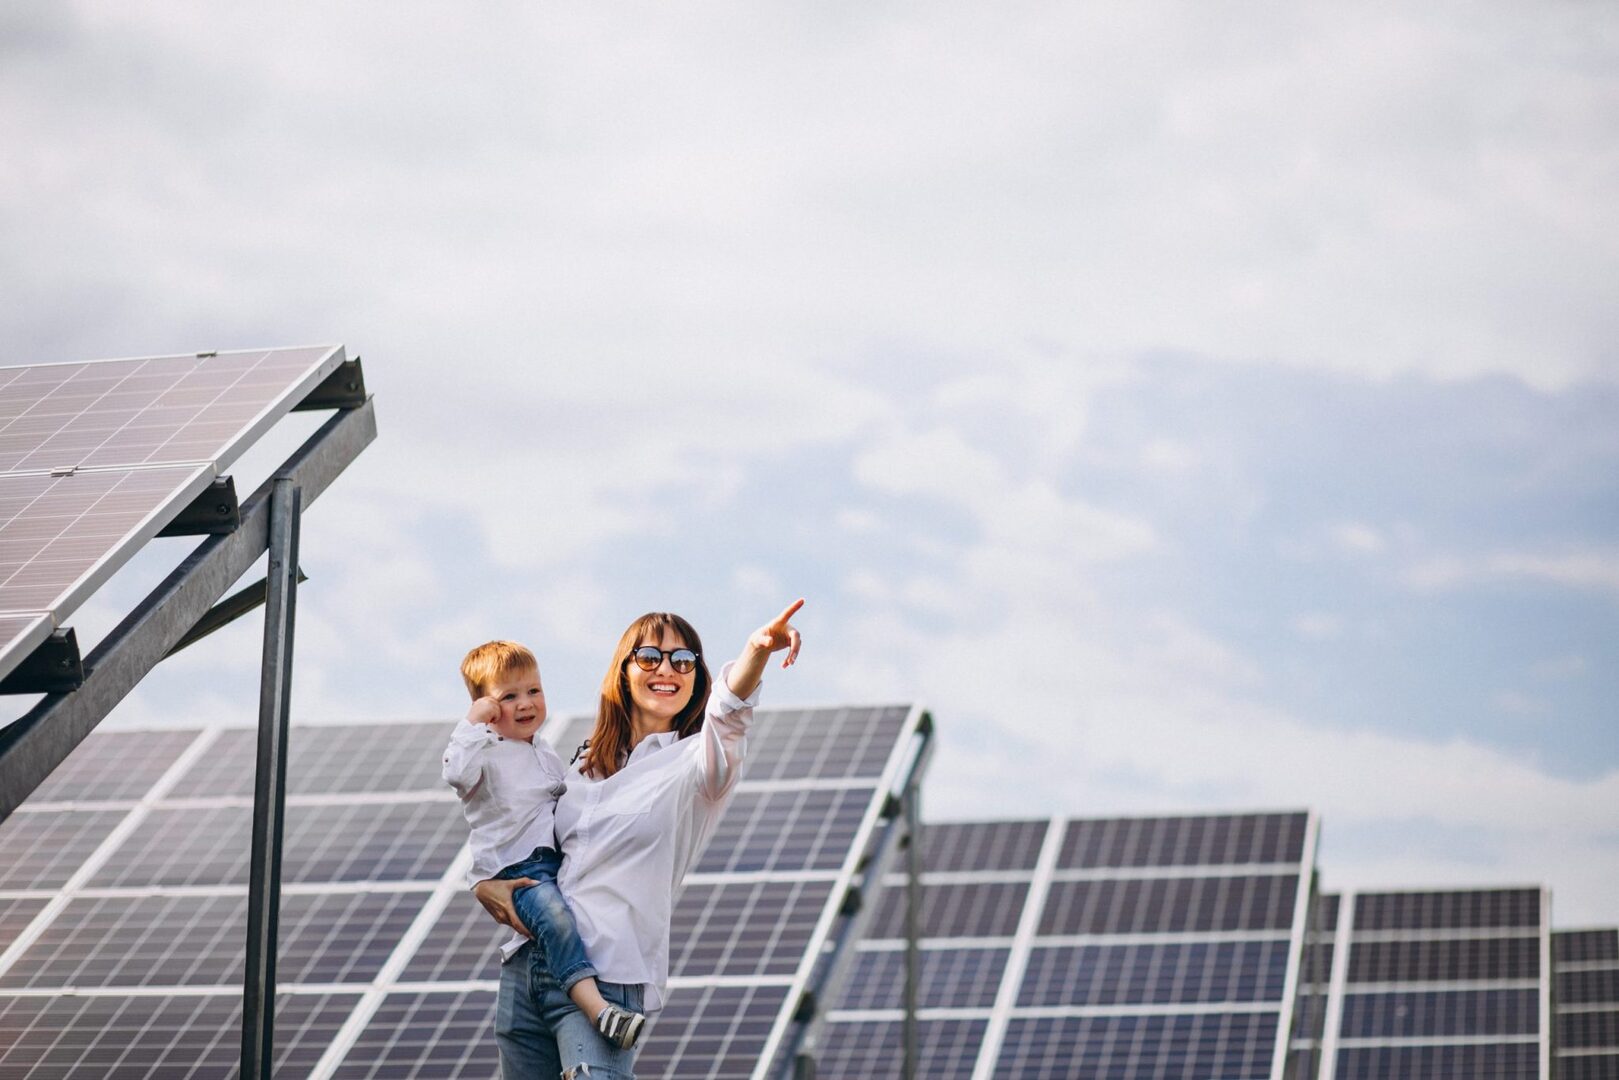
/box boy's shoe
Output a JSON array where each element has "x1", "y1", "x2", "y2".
[{"x1": 596, "y1": 1004, "x2": 646, "y2": 1050}]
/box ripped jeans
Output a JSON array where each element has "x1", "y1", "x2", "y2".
[{"x1": 496, "y1": 940, "x2": 643, "y2": 1079}]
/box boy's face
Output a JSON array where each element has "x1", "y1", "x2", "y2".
[{"x1": 484, "y1": 666, "x2": 547, "y2": 743}]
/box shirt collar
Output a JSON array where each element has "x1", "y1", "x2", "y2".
[{"x1": 627, "y1": 729, "x2": 680, "y2": 765}]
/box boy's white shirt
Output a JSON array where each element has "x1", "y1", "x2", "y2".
[
  {"x1": 442, "y1": 720, "x2": 570, "y2": 888},
  {"x1": 497, "y1": 662, "x2": 759, "y2": 1014}
]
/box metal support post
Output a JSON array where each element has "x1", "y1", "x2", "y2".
[
  {"x1": 241, "y1": 478, "x2": 301, "y2": 1080},
  {"x1": 903, "y1": 782, "x2": 922, "y2": 1080}
]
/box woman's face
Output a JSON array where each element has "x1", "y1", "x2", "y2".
[{"x1": 625, "y1": 625, "x2": 696, "y2": 730}]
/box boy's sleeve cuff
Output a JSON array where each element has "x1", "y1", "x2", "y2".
[{"x1": 449, "y1": 722, "x2": 498, "y2": 747}]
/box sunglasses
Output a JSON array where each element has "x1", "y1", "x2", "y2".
[{"x1": 629, "y1": 646, "x2": 700, "y2": 674}]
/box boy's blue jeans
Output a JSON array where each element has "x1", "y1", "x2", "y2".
[{"x1": 495, "y1": 847, "x2": 596, "y2": 992}]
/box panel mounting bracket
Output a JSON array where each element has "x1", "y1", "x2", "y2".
[
  {"x1": 293, "y1": 358, "x2": 367, "y2": 411},
  {"x1": 158, "y1": 476, "x2": 240, "y2": 536},
  {"x1": 0, "y1": 628, "x2": 84, "y2": 695}
]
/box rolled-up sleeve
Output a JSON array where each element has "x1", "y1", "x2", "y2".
[
  {"x1": 442, "y1": 722, "x2": 497, "y2": 799},
  {"x1": 694, "y1": 660, "x2": 759, "y2": 801}
]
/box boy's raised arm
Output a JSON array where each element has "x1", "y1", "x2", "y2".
[{"x1": 441, "y1": 698, "x2": 499, "y2": 798}]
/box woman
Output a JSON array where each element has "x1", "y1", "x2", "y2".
[{"x1": 474, "y1": 599, "x2": 804, "y2": 1079}]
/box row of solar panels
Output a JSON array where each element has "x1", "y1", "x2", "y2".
[{"x1": 2, "y1": 716, "x2": 1612, "y2": 1078}]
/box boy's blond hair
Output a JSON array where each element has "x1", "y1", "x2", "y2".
[{"x1": 460, "y1": 640, "x2": 539, "y2": 699}]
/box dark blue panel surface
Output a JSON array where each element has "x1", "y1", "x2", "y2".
[
  {"x1": 998, "y1": 1012, "x2": 1278, "y2": 1080},
  {"x1": 1018, "y1": 939, "x2": 1292, "y2": 1007},
  {"x1": 1038, "y1": 874, "x2": 1300, "y2": 935},
  {"x1": 1057, "y1": 813, "x2": 1307, "y2": 870}
]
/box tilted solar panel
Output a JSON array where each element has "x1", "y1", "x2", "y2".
[
  {"x1": 0, "y1": 346, "x2": 345, "y2": 683},
  {"x1": 0, "y1": 347, "x2": 343, "y2": 474},
  {"x1": 0, "y1": 703, "x2": 928, "y2": 1079},
  {"x1": 1554, "y1": 928, "x2": 1619, "y2": 1080},
  {"x1": 824, "y1": 812, "x2": 1318, "y2": 1080},
  {"x1": 1313, "y1": 888, "x2": 1551, "y2": 1080}
]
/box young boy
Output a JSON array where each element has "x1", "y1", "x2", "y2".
[{"x1": 442, "y1": 640, "x2": 645, "y2": 1049}]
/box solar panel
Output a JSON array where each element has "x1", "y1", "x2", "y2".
[
  {"x1": 825, "y1": 812, "x2": 1317, "y2": 1080},
  {"x1": 1314, "y1": 888, "x2": 1551, "y2": 1080},
  {"x1": 0, "y1": 345, "x2": 345, "y2": 683},
  {"x1": 999, "y1": 1012, "x2": 1280, "y2": 1080},
  {"x1": 669, "y1": 879, "x2": 836, "y2": 978},
  {"x1": 1554, "y1": 928, "x2": 1619, "y2": 1080},
  {"x1": 97, "y1": 800, "x2": 465, "y2": 888},
  {"x1": 818, "y1": 1017, "x2": 987, "y2": 1080},
  {"x1": 0, "y1": 806, "x2": 131, "y2": 889},
  {"x1": 325, "y1": 990, "x2": 501, "y2": 1079},
  {"x1": 0, "y1": 463, "x2": 213, "y2": 608},
  {"x1": 28, "y1": 728, "x2": 200, "y2": 802},
  {"x1": 0, "y1": 347, "x2": 343, "y2": 474},
  {"x1": 0, "y1": 890, "x2": 428, "y2": 990},
  {"x1": 177, "y1": 722, "x2": 451, "y2": 797},
  {"x1": 0, "y1": 703, "x2": 928, "y2": 1080},
  {"x1": 0, "y1": 991, "x2": 359, "y2": 1078}
]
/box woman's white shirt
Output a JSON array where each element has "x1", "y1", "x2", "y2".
[{"x1": 498, "y1": 661, "x2": 757, "y2": 1012}]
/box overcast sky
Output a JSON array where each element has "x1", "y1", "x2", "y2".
[{"x1": 4, "y1": 2, "x2": 1617, "y2": 922}]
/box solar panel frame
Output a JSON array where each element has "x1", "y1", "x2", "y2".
[{"x1": 0, "y1": 613, "x2": 51, "y2": 685}]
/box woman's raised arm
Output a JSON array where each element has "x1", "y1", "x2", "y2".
[{"x1": 724, "y1": 599, "x2": 803, "y2": 700}]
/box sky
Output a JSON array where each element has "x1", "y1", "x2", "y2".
[{"x1": 3, "y1": 3, "x2": 1617, "y2": 921}]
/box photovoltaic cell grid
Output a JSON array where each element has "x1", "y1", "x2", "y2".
[
  {"x1": 1555, "y1": 928, "x2": 1619, "y2": 1080},
  {"x1": 0, "y1": 346, "x2": 344, "y2": 682},
  {"x1": 1316, "y1": 888, "x2": 1550, "y2": 1080},
  {"x1": 0, "y1": 703, "x2": 924, "y2": 1079},
  {"x1": 825, "y1": 811, "x2": 1316, "y2": 1080}
]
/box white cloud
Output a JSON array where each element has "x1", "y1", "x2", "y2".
[
  {"x1": 854, "y1": 428, "x2": 1002, "y2": 502},
  {"x1": 1406, "y1": 550, "x2": 1619, "y2": 596},
  {"x1": 1332, "y1": 521, "x2": 1387, "y2": 555},
  {"x1": 1292, "y1": 612, "x2": 1343, "y2": 641},
  {"x1": 1531, "y1": 654, "x2": 1586, "y2": 681},
  {"x1": 1491, "y1": 690, "x2": 1549, "y2": 716}
]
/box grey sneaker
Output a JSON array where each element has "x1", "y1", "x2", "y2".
[{"x1": 596, "y1": 1004, "x2": 646, "y2": 1050}]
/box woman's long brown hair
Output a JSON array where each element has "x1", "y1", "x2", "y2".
[{"x1": 577, "y1": 612, "x2": 711, "y2": 779}]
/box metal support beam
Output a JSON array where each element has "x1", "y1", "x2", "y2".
[
  {"x1": 902, "y1": 784, "x2": 922, "y2": 1080},
  {"x1": 0, "y1": 397, "x2": 376, "y2": 823},
  {"x1": 241, "y1": 478, "x2": 300, "y2": 1080},
  {"x1": 786, "y1": 717, "x2": 934, "y2": 1080},
  {"x1": 165, "y1": 568, "x2": 309, "y2": 658}
]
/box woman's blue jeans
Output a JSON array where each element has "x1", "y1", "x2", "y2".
[{"x1": 496, "y1": 941, "x2": 643, "y2": 1079}]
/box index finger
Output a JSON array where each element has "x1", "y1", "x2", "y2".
[{"x1": 772, "y1": 598, "x2": 805, "y2": 626}]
